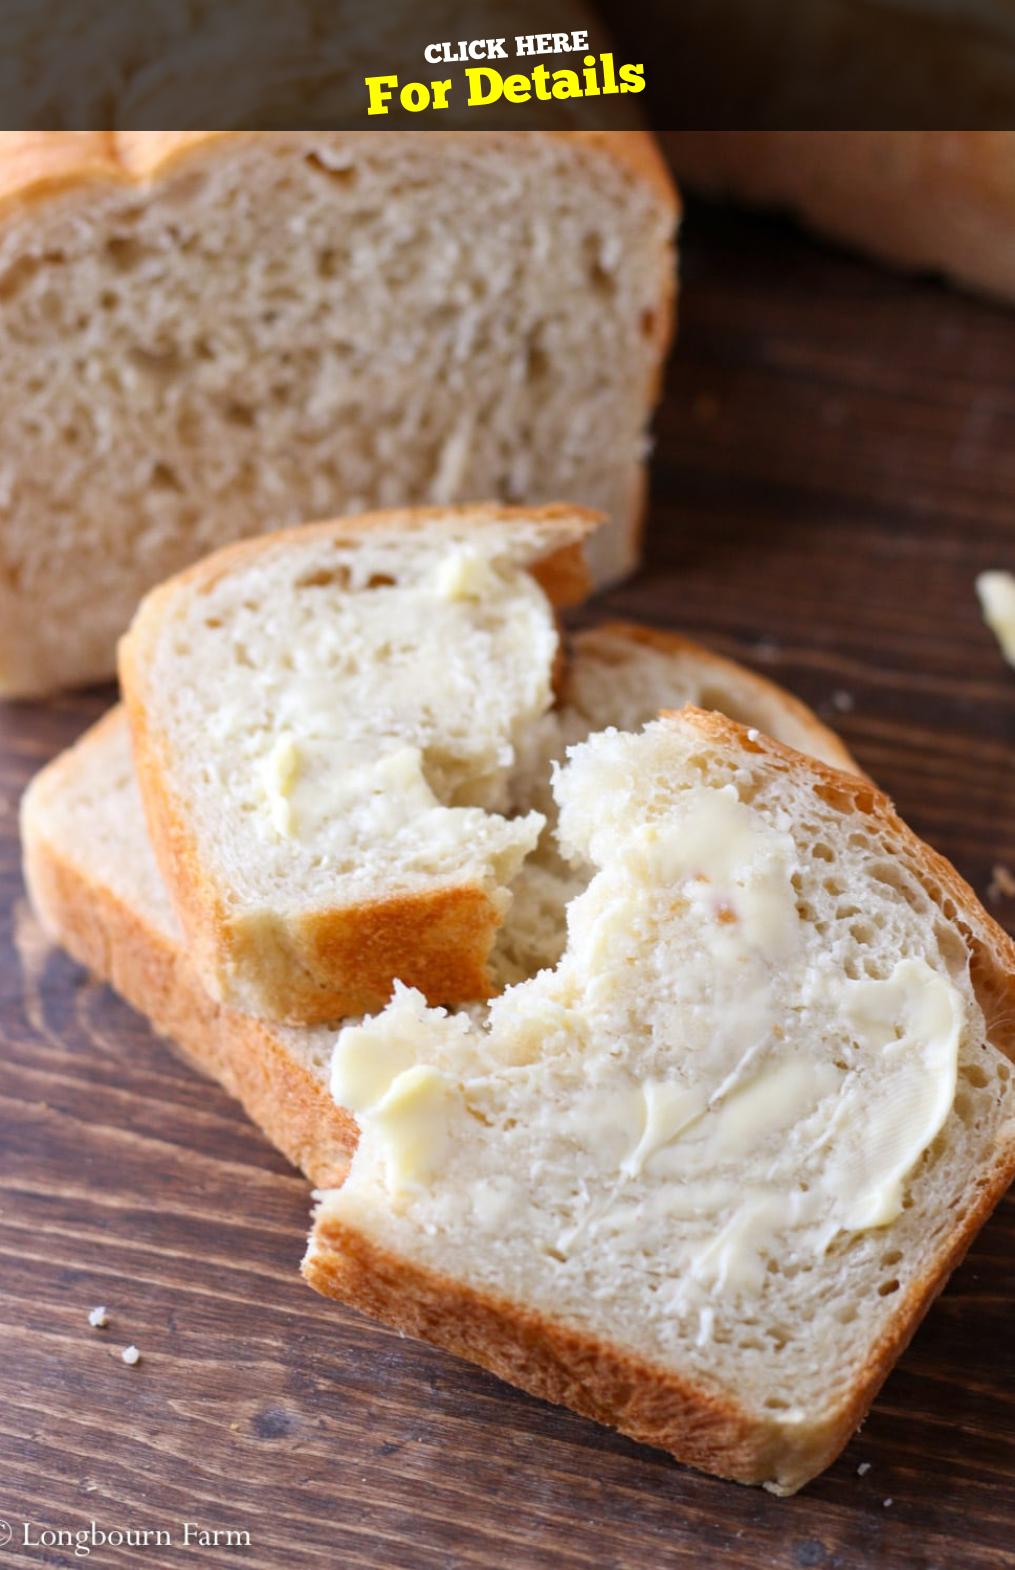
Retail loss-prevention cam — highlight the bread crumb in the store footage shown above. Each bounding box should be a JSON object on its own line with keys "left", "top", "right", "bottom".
{"left": 747, "top": 728, "right": 760, "bottom": 743}
{"left": 121, "top": 1345, "right": 141, "bottom": 1366}
{"left": 831, "top": 689, "right": 854, "bottom": 713}
{"left": 87, "top": 1306, "right": 108, "bottom": 1328}
{"left": 977, "top": 570, "right": 1015, "bottom": 666}
{"left": 883, "top": 1497, "right": 893, "bottom": 1508}
{"left": 857, "top": 1461, "right": 871, "bottom": 1476}
{"left": 988, "top": 864, "right": 1015, "bottom": 902}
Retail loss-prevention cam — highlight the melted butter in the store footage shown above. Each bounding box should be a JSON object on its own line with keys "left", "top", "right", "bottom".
{"left": 820, "top": 959, "right": 962, "bottom": 1229}
{"left": 262, "top": 734, "right": 300, "bottom": 837}
{"left": 630, "top": 787, "right": 801, "bottom": 962}
{"left": 433, "top": 548, "right": 501, "bottom": 602}
{"left": 330, "top": 1019, "right": 415, "bottom": 1112}
{"left": 369, "top": 1065, "right": 456, "bottom": 1194}
{"left": 622, "top": 1082, "right": 707, "bottom": 1177}
{"left": 558, "top": 957, "right": 963, "bottom": 1304}
{"left": 331, "top": 1025, "right": 459, "bottom": 1196}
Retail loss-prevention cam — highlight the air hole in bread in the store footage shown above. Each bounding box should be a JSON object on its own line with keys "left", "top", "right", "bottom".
{"left": 129, "top": 344, "right": 181, "bottom": 380}
{"left": 106, "top": 234, "right": 147, "bottom": 272}
{"left": 304, "top": 151, "right": 357, "bottom": 185}
{"left": 151, "top": 461, "right": 183, "bottom": 493}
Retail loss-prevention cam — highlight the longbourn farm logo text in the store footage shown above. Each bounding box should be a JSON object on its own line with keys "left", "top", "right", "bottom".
{"left": 8, "top": 1518, "right": 251, "bottom": 1557}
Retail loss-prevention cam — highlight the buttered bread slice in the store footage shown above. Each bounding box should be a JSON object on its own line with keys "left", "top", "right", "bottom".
{"left": 305, "top": 709, "right": 1015, "bottom": 1493}
{"left": 25, "top": 629, "right": 857, "bottom": 1181}
{"left": 119, "top": 504, "right": 597, "bottom": 1024}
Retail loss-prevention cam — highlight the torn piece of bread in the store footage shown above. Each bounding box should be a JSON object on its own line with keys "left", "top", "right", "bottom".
{"left": 305, "top": 709, "right": 1015, "bottom": 1494}
{"left": 22, "top": 630, "right": 854, "bottom": 1184}
{"left": 496, "top": 621, "right": 861, "bottom": 981}
{"left": 120, "top": 504, "right": 598, "bottom": 1025}
{"left": 0, "top": 130, "right": 677, "bottom": 696}
{"left": 19, "top": 709, "right": 355, "bottom": 1186}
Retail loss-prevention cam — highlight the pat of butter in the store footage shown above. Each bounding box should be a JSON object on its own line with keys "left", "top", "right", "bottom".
{"left": 433, "top": 548, "right": 499, "bottom": 602}
{"left": 622, "top": 1082, "right": 707, "bottom": 1177}
{"left": 261, "top": 734, "right": 300, "bottom": 837}
{"left": 369, "top": 1065, "right": 456, "bottom": 1194}
{"left": 331, "top": 1014, "right": 459, "bottom": 1196}
{"left": 330, "top": 1022, "right": 414, "bottom": 1112}
{"left": 632, "top": 789, "right": 800, "bottom": 963}
{"left": 823, "top": 958, "right": 961, "bottom": 1230}
{"left": 977, "top": 570, "right": 1015, "bottom": 666}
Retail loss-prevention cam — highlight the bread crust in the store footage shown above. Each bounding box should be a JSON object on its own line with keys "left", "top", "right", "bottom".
{"left": 0, "top": 130, "right": 677, "bottom": 217}
{"left": 304, "top": 1127, "right": 1015, "bottom": 1493}
{"left": 579, "top": 619, "right": 862, "bottom": 776}
{"left": 303, "top": 707, "right": 1015, "bottom": 1492}
{"left": 20, "top": 709, "right": 355, "bottom": 1185}
{"left": 119, "top": 504, "right": 600, "bottom": 1024}
{"left": 668, "top": 131, "right": 1015, "bottom": 303}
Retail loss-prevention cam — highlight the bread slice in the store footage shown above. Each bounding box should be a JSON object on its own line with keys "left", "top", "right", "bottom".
{"left": 304, "top": 708, "right": 1015, "bottom": 1493}
{"left": 0, "top": 130, "right": 676, "bottom": 696}
{"left": 23, "top": 627, "right": 854, "bottom": 1185}
{"left": 120, "top": 504, "right": 598, "bottom": 1025}
{"left": 20, "top": 708, "right": 356, "bottom": 1186}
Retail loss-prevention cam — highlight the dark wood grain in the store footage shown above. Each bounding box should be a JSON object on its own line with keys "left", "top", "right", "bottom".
{"left": 3, "top": 199, "right": 1015, "bottom": 1570}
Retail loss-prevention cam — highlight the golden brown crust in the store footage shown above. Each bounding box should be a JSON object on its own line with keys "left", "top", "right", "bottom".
{"left": 668, "top": 131, "right": 1015, "bottom": 303}
{"left": 305, "top": 1114, "right": 1015, "bottom": 1492}
{"left": 20, "top": 719, "right": 355, "bottom": 1186}
{"left": 0, "top": 128, "right": 677, "bottom": 219}
{"left": 584, "top": 620, "right": 862, "bottom": 776}
{"left": 119, "top": 504, "right": 597, "bottom": 1024}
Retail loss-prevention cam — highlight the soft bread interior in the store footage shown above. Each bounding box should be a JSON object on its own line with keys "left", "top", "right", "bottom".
{"left": 315, "top": 712, "right": 1015, "bottom": 1492}
{"left": 0, "top": 131, "right": 674, "bottom": 693}
{"left": 122, "top": 514, "right": 599, "bottom": 959}
{"left": 496, "top": 622, "right": 859, "bottom": 980}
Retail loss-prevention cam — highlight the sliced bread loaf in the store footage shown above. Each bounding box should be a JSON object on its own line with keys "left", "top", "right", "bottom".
{"left": 305, "top": 709, "right": 1015, "bottom": 1493}
{"left": 23, "top": 629, "right": 854, "bottom": 1182}
{"left": 119, "top": 505, "right": 596, "bottom": 1025}
{"left": 0, "top": 130, "right": 676, "bottom": 695}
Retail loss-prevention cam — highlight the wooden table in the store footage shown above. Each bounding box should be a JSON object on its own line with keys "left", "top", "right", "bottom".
{"left": 3, "top": 198, "right": 1015, "bottom": 1570}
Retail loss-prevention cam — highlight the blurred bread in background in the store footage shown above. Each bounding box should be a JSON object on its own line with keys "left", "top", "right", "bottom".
{"left": 667, "top": 132, "right": 1015, "bottom": 303}
{"left": 0, "top": 130, "right": 676, "bottom": 695}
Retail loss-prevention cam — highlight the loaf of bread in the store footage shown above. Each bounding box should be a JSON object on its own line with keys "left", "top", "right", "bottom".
{"left": 668, "top": 132, "right": 1015, "bottom": 302}
{"left": 0, "top": 130, "right": 676, "bottom": 696}
{"left": 305, "top": 709, "right": 1015, "bottom": 1493}
{"left": 23, "top": 625, "right": 853, "bottom": 1183}
{"left": 120, "top": 505, "right": 600, "bottom": 1024}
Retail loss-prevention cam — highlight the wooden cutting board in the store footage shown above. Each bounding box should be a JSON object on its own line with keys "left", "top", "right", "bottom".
{"left": 2, "top": 199, "right": 1014, "bottom": 1570}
